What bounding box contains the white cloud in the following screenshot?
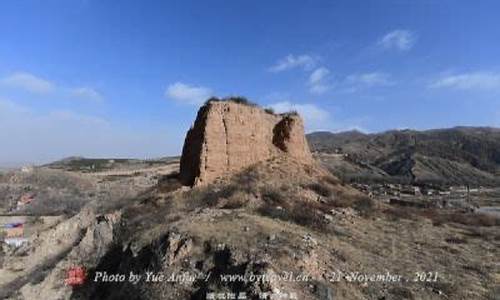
[378,30,416,51]
[346,72,394,87]
[268,55,331,94]
[1,71,104,102]
[268,101,329,130]
[165,82,213,105]
[309,67,330,85]
[308,67,332,94]
[1,72,54,94]
[429,72,500,91]
[264,94,370,132]
[69,87,103,102]
[269,54,318,72]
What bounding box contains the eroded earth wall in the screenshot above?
[179,101,312,186]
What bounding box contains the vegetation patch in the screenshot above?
[257,186,333,232]
[385,207,500,228]
[445,237,467,244]
[305,182,332,197]
[205,96,258,107]
[157,172,182,193]
[264,108,275,114]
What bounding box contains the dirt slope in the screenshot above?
[308,127,500,186]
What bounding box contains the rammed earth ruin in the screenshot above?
[179,99,313,186]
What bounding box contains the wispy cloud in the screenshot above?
[429,72,500,91]
[268,101,329,130]
[268,54,333,94]
[1,71,104,101]
[378,30,416,51]
[1,72,54,94]
[268,54,318,72]
[265,99,369,132]
[165,82,213,105]
[308,67,332,94]
[346,72,394,88]
[69,87,103,102]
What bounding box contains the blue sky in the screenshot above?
[1,0,499,165]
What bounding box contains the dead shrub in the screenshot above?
[182,184,239,210]
[419,209,444,226]
[221,197,247,209]
[206,96,257,107]
[462,264,488,277]
[487,286,500,300]
[353,196,375,217]
[157,172,182,193]
[22,194,88,216]
[264,108,275,114]
[383,207,419,222]
[233,166,260,193]
[445,237,467,244]
[306,183,332,197]
[425,281,456,297]
[433,212,500,227]
[390,207,500,228]
[468,213,500,227]
[257,202,328,232]
[261,187,288,206]
[388,286,414,300]
[203,185,239,207]
[329,197,352,208]
[257,204,291,221]
[303,164,314,175]
[290,203,328,231]
[321,175,340,186]
[440,245,460,255]
[463,228,497,241]
[257,187,329,232]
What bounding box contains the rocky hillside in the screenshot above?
[3,155,499,299]
[307,127,500,186]
[2,102,499,300]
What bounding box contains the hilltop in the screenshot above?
[308,127,500,186]
[180,97,312,186]
[1,102,499,300]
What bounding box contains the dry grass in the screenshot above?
[156,172,182,193]
[257,201,328,232]
[384,206,500,228]
[445,237,467,244]
[257,183,375,232]
[424,210,500,227]
[321,175,341,186]
[305,182,332,197]
[221,197,247,209]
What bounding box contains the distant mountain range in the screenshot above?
[45,156,179,172]
[307,127,500,186]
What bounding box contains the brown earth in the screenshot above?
[1,103,499,299]
[180,99,312,186]
[307,127,500,186]
[1,156,499,299]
